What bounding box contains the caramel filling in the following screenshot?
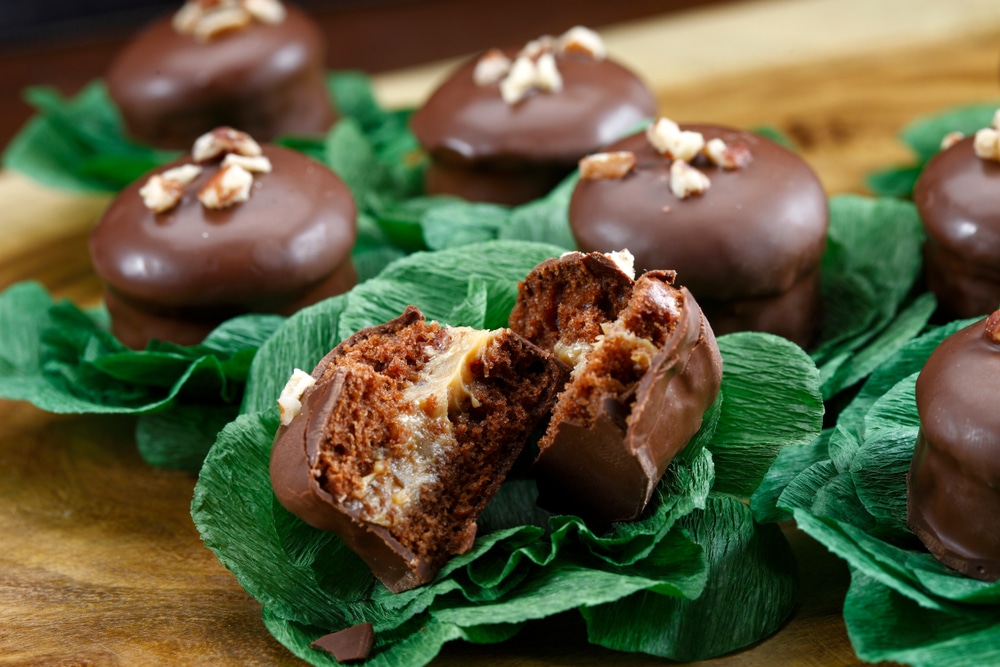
[342,328,499,527]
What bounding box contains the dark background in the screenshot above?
[0,0,728,148]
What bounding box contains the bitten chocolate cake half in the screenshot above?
[270,306,568,592]
[510,251,723,525]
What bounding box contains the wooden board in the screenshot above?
[4,0,1000,664]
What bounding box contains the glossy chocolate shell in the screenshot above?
[107,4,335,149]
[90,144,356,348]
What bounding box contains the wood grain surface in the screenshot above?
[3,1,1000,664]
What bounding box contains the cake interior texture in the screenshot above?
[310,316,562,571]
[543,275,680,440]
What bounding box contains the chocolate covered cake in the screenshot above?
[510,251,723,525]
[90,127,357,349]
[270,307,568,592]
[915,112,1000,319]
[907,310,1000,582]
[410,27,657,205]
[107,0,335,149]
[569,120,828,347]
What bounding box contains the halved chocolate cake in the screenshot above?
[510,251,723,525]
[270,306,568,592]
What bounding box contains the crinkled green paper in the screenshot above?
[193,239,822,665]
[811,194,931,399]
[0,281,281,470]
[752,318,1000,666]
[867,102,1000,198]
[2,82,180,192]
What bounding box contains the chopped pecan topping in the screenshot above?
[704,137,753,170]
[940,131,965,151]
[138,163,203,213]
[534,52,563,93]
[173,0,285,41]
[473,49,512,86]
[556,26,606,59]
[222,153,273,173]
[278,368,316,425]
[192,127,262,162]
[198,164,254,209]
[519,35,555,60]
[669,160,710,199]
[579,151,636,180]
[646,118,704,162]
[974,127,1000,161]
[242,0,286,24]
[499,56,539,104]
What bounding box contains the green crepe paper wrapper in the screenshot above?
[867,102,1000,198]
[751,318,1000,666]
[192,239,823,666]
[0,281,283,471]
[811,194,933,400]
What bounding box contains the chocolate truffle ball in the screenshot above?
[908,311,1000,581]
[410,28,657,206]
[915,131,1000,320]
[107,0,335,149]
[569,122,828,347]
[90,129,357,349]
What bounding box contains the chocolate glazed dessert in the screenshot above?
[509,251,723,525]
[270,307,568,592]
[915,123,1000,320]
[107,0,335,149]
[411,27,657,205]
[90,128,357,349]
[907,310,1000,582]
[570,122,828,347]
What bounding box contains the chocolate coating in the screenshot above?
[569,125,828,346]
[908,315,1000,581]
[90,145,357,348]
[915,135,1000,319]
[311,622,374,662]
[107,4,335,149]
[411,50,656,204]
[271,311,435,592]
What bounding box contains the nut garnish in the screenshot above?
[193,127,262,162]
[194,5,251,41]
[579,151,636,180]
[669,160,710,199]
[222,153,273,173]
[940,131,965,151]
[985,310,1000,344]
[173,0,286,41]
[519,35,555,60]
[198,164,254,209]
[604,249,636,280]
[646,118,704,162]
[473,49,512,86]
[278,368,316,426]
[491,29,604,104]
[973,128,1000,161]
[556,26,606,59]
[140,176,186,213]
[499,56,539,104]
[963,108,1000,161]
[139,164,203,213]
[704,137,753,170]
[534,52,563,93]
[242,0,286,24]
